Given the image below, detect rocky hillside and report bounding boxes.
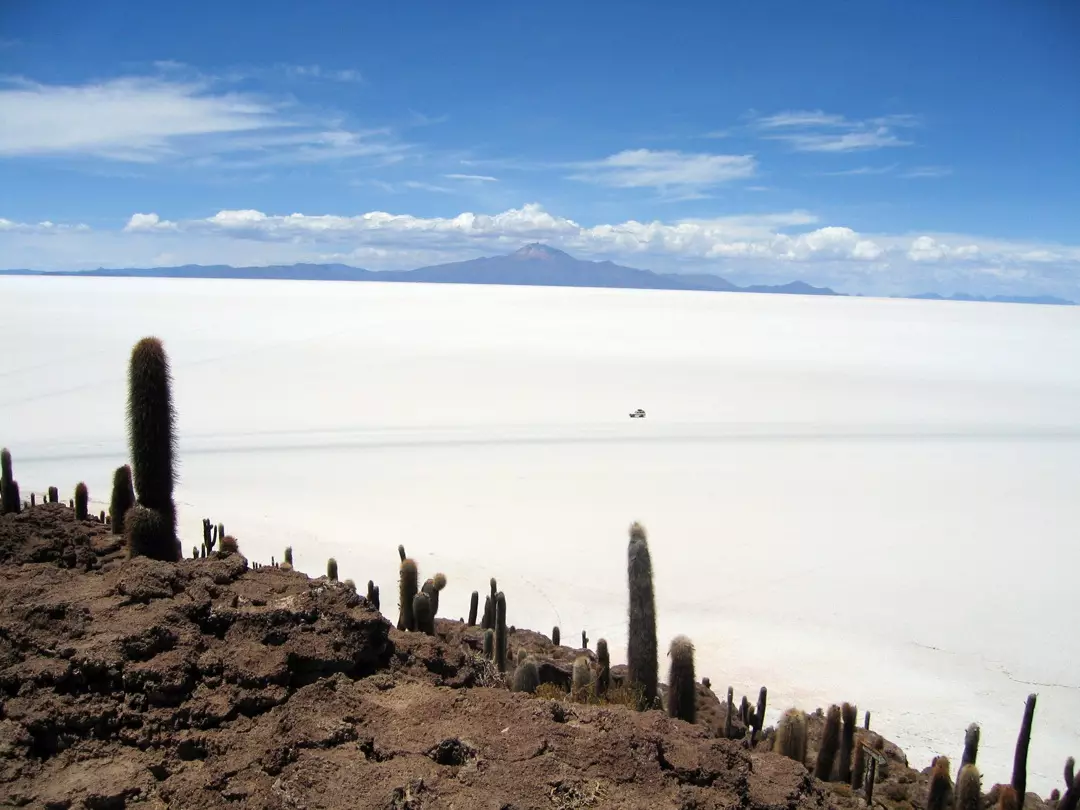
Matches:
[0,504,1063,809]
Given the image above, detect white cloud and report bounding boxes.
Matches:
[818,165,898,176]
[0,75,403,164]
[907,236,980,262]
[902,166,953,178]
[757,109,917,153]
[124,213,177,232]
[444,173,499,182]
[284,65,363,83]
[569,149,756,191]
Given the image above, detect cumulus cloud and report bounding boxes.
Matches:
[907,236,980,262]
[569,149,757,192]
[757,109,917,153]
[0,75,403,164]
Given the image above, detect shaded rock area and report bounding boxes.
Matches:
[0,504,1055,809]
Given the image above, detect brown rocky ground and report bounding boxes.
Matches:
[0,504,1058,809]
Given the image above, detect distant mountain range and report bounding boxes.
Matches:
[0,243,1071,305]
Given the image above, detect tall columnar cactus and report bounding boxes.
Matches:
[774,708,808,764]
[815,704,843,780]
[552,626,560,647]
[962,722,980,767]
[596,638,610,697]
[581,630,588,650]
[571,656,591,702]
[398,558,419,631]
[482,595,493,630]
[483,628,494,657]
[48,486,58,504]
[0,447,16,515]
[421,572,447,617]
[371,584,380,610]
[327,558,338,581]
[1061,761,1080,810]
[955,764,981,810]
[468,591,478,626]
[284,546,294,566]
[666,635,696,723]
[74,482,89,520]
[126,337,179,560]
[1067,758,1076,791]
[753,687,768,744]
[413,592,435,635]
[839,702,857,783]
[494,591,507,672]
[512,656,540,694]
[851,733,866,790]
[1011,693,1036,804]
[927,756,954,810]
[126,505,171,559]
[626,521,657,709]
[725,687,734,738]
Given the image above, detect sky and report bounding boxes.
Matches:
[1,0,1079,298]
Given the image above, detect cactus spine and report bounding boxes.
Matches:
[774,708,808,764]
[513,656,540,694]
[927,756,953,810]
[839,702,857,783]
[596,638,610,697]
[494,591,507,672]
[1011,693,1036,804]
[626,521,657,709]
[955,764,981,810]
[814,704,842,780]
[468,591,478,626]
[327,558,338,581]
[413,592,435,635]
[398,558,418,631]
[126,337,179,560]
[74,482,89,520]
[666,635,696,723]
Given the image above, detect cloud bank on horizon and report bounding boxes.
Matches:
[0,1,1078,298]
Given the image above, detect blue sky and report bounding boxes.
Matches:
[1,0,1078,297]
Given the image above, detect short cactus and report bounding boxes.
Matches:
[0,448,10,483]
[421,572,447,616]
[30,492,36,508]
[192,546,199,559]
[552,626,560,646]
[494,591,507,672]
[596,638,610,696]
[483,629,494,657]
[774,708,808,764]
[927,756,953,810]
[571,655,591,702]
[814,704,842,780]
[468,591,478,626]
[516,647,528,668]
[327,558,338,581]
[284,546,293,566]
[666,635,696,723]
[74,482,89,520]
[371,584,380,610]
[413,592,435,635]
[398,558,418,631]
[125,505,170,559]
[1011,693,1036,803]
[343,578,355,591]
[98,509,104,522]
[126,337,179,559]
[955,764,981,810]
[626,522,657,709]
[48,486,58,503]
[512,656,540,694]
[839,702,857,783]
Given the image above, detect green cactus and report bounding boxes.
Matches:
[814,704,842,780]
[596,638,610,697]
[927,756,954,810]
[48,486,58,504]
[468,591,478,626]
[1067,758,1075,790]
[725,687,734,739]
[126,337,179,559]
[398,544,406,562]
[512,656,540,694]
[398,558,419,631]
[626,522,657,709]
[753,687,769,744]
[666,635,696,723]
[494,592,507,672]
[413,592,435,635]
[483,629,494,657]
[74,482,89,520]
[774,708,808,764]
[327,558,338,581]
[482,595,493,630]
[125,505,170,559]
[1011,694,1036,803]
[421,572,447,617]
[552,626,560,646]
[284,546,293,566]
[571,655,591,702]
[371,584,380,610]
[955,764,981,810]
[839,702,857,783]
[0,448,10,483]
[851,733,866,790]
[0,448,16,515]
[1061,762,1080,810]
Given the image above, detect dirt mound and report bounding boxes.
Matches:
[0,503,1020,809]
